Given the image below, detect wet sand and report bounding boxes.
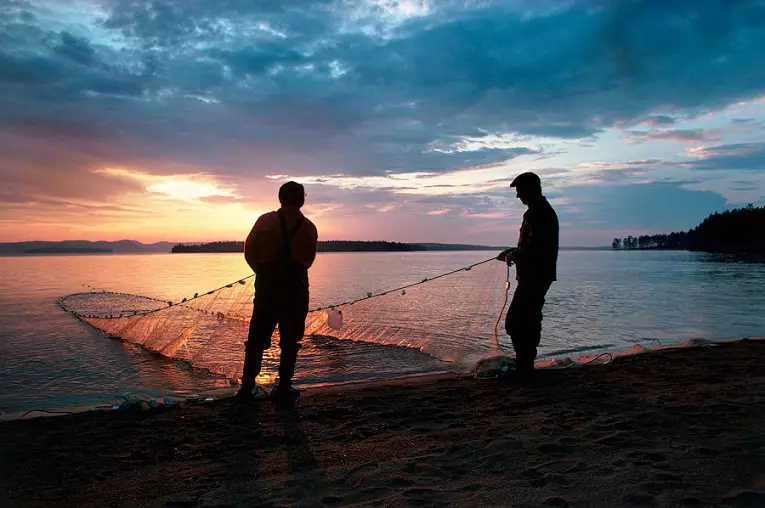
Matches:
[2,340,765,507]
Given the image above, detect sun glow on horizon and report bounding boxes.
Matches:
[96,168,241,202]
[41,167,267,242]
[146,180,238,201]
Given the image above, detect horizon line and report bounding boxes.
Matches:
[0,238,613,249]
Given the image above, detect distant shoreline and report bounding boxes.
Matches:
[0,246,648,256]
[170,240,509,253]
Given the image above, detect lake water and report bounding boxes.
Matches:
[1,250,764,419]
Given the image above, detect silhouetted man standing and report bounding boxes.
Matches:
[498,172,559,379]
[237,181,318,401]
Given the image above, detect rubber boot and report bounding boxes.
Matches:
[236,348,264,401]
[273,348,300,401]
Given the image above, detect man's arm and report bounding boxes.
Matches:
[510,241,531,264]
[304,221,318,269]
[510,214,536,265]
[496,248,516,263]
[289,218,319,268]
[511,210,555,264]
[244,216,265,273]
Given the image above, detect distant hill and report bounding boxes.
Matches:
[0,240,176,255]
[25,247,112,254]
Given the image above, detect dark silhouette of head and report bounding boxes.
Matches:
[279,181,305,208]
[510,172,542,205]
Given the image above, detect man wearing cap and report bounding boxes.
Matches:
[497,172,559,380]
[237,181,318,401]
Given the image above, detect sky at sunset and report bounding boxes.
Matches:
[2,0,765,246]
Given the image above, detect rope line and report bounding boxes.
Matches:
[18,409,77,418]
[310,256,498,311]
[492,262,512,353]
[60,256,500,319]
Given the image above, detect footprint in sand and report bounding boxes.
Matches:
[654,472,682,483]
[626,450,668,463]
[402,487,441,498]
[484,437,521,452]
[594,431,643,449]
[622,492,659,507]
[343,462,379,487]
[522,459,581,480]
[639,481,668,496]
[542,496,571,507]
[529,472,571,487]
[323,487,393,506]
[721,491,765,507]
[697,446,720,456]
[594,416,635,431]
[537,442,568,455]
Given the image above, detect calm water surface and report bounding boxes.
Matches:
[1,250,764,418]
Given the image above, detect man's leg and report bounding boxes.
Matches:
[275,286,309,392]
[506,281,551,375]
[240,295,277,394]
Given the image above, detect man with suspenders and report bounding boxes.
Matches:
[238,181,319,401]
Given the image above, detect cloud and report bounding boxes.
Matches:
[53,32,98,66]
[566,160,663,184]
[730,180,759,191]
[623,129,724,144]
[557,182,729,232]
[0,133,146,204]
[641,115,677,127]
[686,143,765,172]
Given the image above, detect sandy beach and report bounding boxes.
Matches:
[2,339,765,507]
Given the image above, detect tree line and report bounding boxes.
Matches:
[611,232,688,250]
[613,204,765,254]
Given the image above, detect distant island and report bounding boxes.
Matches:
[0,240,175,255]
[171,241,505,253]
[24,247,112,254]
[613,204,765,254]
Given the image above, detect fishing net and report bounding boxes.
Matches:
[59,257,515,384]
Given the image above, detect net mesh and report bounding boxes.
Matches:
[59,258,513,383]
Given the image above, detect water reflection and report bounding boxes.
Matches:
[694,252,765,264]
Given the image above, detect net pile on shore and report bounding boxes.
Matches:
[59,258,511,382]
